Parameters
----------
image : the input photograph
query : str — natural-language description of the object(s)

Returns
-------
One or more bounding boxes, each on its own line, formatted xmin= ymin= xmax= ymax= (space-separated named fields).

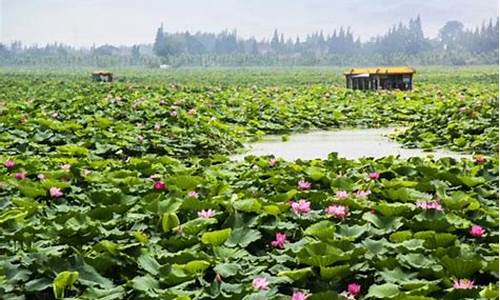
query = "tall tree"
xmin=439 ymin=21 xmax=464 ymax=50
xmin=131 ymin=45 xmax=141 ymax=61
xmin=271 ymin=29 xmax=280 ymax=53
xmin=153 ymin=24 xmax=173 ymax=57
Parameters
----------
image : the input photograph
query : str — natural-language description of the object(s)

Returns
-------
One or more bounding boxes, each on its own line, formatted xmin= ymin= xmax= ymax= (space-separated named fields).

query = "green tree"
xmin=131 ymin=45 xmax=141 ymax=62
xmin=439 ymin=21 xmax=464 ymax=50
xmin=271 ymin=29 xmax=280 ymax=53
xmin=153 ymin=24 xmax=169 ymax=57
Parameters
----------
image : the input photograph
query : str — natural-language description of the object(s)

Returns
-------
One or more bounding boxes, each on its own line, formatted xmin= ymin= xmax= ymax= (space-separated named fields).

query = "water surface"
xmin=232 ymin=128 xmax=470 ymax=161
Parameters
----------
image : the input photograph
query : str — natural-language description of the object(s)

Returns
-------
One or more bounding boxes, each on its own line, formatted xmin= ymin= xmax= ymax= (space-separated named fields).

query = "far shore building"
xmin=344 ymin=67 xmax=415 ymax=91
xmin=91 ymin=70 xmax=113 ymax=82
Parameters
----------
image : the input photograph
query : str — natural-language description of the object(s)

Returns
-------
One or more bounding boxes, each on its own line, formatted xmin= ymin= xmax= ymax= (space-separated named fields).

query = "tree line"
xmin=0 ymin=17 xmax=498 ymax=67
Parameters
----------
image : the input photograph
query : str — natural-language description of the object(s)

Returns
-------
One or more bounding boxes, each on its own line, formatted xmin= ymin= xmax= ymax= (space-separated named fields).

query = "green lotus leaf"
xmin=375 ymin=202 xmax=413 ymax=217
xmin=56 ymin=144 xmax=90 ymax=156
xmin=384 ymin=188 xmax=433 ymax=202
xmin=479 ymin=283 xmax=499 ymax=299
xmin=362 ymin=213 xmax=403 ymax=234
xmin=53 ymin=271 xmax=79 ymax=299
xmin=440 ymin=255 xmax=482 ymax=278
xmin=214 ymin=263 xmax=242 ymax=278
xmin=80 ymin=286 xmax=126 ymax=300
xmin=162 ymin=212 xmax=180 ymax=232
xmin=379 ymin=268 xmax=418 ymax=283
xmin=398 ymin=253 xmax=440 ymax=270
xmin=130 ymin=274 xmax=159 ymax=294
xmin=309 ymin=291 xmax=343 ymax=300
xmin=168 ymin=175 xmax=203 ymax=190
xmin=278 ymin=267 xmax=313 ymax=281
xmin=297 ymin=242 xmax=348 ymax=267
xmin=304 ymin=220 xmax=336 ymax=240
xmin=201 ymin=228 xmax=232 ymax=246
xmin=367 ymin=283 xmax=400 ymax=299
xmin=305 ymin=166 xmax=325 ymax=181
xmin=25 ymin=278 xmax=52 ymax=292
xmin=319 ymin=264 xmax=350 ymax=280
xmin=226 ymin=227 xmax=262 ymax=248
xmin=138 ymin=253 xmax=161 ymax=276
xmin=184 ymin=260 xmax=210 ymax=274
xmin=337 ymin=224 xmax=368 ymax=239
xmin=233 ymin=198 xmax=262 ymax=213
xmin=389 ymin=231 xmax=413 ymax=243
xmin=179 ymin=217 xmax=218 ymax=235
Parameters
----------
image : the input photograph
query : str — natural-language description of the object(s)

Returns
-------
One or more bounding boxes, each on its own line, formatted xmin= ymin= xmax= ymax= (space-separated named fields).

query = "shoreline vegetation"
xmin=1 ymin=17 xmax=498 ymax=67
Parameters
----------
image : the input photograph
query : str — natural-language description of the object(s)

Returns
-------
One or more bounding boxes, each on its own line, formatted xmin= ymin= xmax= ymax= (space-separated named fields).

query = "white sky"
xmin=0 ymin=0 xmax=498 ymax=47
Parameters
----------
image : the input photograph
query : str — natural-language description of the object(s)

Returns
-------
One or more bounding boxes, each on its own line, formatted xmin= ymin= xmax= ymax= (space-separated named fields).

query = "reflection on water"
xmin=232 ymin=128 xmax=470 ymax=161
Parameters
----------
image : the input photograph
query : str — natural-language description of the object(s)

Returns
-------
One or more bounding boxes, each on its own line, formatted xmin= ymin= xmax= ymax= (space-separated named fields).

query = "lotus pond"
xmin=0 ymin=67 xmax=498 ymax=299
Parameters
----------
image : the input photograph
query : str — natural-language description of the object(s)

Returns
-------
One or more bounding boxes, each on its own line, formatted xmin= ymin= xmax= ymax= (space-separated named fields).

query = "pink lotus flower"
xmin=170 ymin=110 xmax=177 ymax=117
xmin=336 ymin=191 xmax=349 ymax=200
xmin=469 ymin=225 xmax=486 ymax=237
xmin=187 ymin=191 xmax=199 ymax=198
xmin=475 ymin=155 xmax=486 ymax=164
xmin=291 ymin=291 xmax=309 ymax=300
xmin=453 ymin=279 xmax=475 ymax=289
xmin=4 ymin=159 xmax=15 ymax=170
xmin=154 ymin=123 xmax=161 ymax=130
xmin=368 ymin=172 xmax=380 ymax=181
xmin=153 ymin=181 xmax=166 ymax=191
xmin=297 ymin=179 xmax=312 ymax=190
xmin=271 ymin=232 xmax=288 ymax=249
xmin=355 ymin=190 xmax=371 ymax=198
xmin=269 ymin=158 xmax=277 ymax=167
xmin=37 ymin=174 xmax=46 ymax=180
xmin=61 ymin=164 xmax=71 ymax=172
xmin=187 ymin=108 xmax=196 ymax=116
xmin=416 ymin=200 xmax=443 ymax=211
xmin=325 ymin=204 xmax=349 ymax=219
xmin=198 ymin=209 xmax=216 ymax=219
xmin=290 ymin=199 xmax=311 ymax=215
xmin=15 ymin=172 xmax=26 ymax=180
xmin=138 ymin=135 xmax=145 ymax=142
xmin=252 ymin=277 xmax=270 ymax=290
xmin=82 ymin=169 xmax=92 ymax=176
xmin=49 ymin=187 xmax=63 ymax=198
xmin=347 ymin=283 xmax=361 ymax=296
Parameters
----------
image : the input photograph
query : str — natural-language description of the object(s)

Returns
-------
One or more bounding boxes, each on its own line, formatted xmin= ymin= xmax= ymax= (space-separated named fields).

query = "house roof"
xmin=92 ymin=70 xmax=113 ymax=75
xmin=344 ymin=66 xmax=415 ymax=75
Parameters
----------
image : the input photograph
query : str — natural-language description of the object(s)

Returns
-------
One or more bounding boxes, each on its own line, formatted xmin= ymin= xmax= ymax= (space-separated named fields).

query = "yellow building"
xmin=344 ymin=66 xmax=415 ymax=90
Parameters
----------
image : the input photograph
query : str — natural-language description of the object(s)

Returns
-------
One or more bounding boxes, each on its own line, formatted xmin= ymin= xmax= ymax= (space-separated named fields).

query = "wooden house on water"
xmin=344 ymin=67 xmax=415 ymax=91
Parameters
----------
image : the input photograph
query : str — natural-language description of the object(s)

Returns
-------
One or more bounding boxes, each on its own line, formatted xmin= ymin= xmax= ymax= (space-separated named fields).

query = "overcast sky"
xmin=0 ymin=0 xmax=498 ymax=47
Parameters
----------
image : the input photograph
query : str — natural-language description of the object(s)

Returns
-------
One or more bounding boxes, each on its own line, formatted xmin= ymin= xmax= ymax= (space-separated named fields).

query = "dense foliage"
xmin=1 ymin=153 xmax=498 ymax=299
xmin=0 ymin=68 xmax=497 ymax=156
xmin=1 ymin=17 xmax=498 ymax=67
xmin=0 ymin=68 xmax=498 ymax=299
xmin=151 ymin=17 xmax=499 ymax=66
xmin=393 ymin=83 xmax=499 ymax=153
